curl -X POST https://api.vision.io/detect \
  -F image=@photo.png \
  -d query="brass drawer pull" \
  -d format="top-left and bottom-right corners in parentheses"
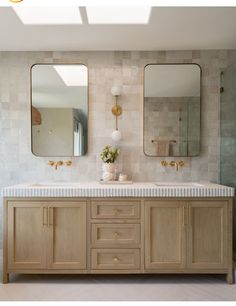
top-left (183, 206), bottom-right (188, 227)
top-left (49, 207), bottom-right (53, 226)
top-left (113, 256), bottom-right (119, 263)
top-left (43, 207), bottom-right (48, 226)
top-left (47, 206), bottom-right (50, 227)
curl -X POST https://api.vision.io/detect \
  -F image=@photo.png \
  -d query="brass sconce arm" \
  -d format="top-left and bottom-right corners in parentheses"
top-left (111, 85), bottom-right (122, 131)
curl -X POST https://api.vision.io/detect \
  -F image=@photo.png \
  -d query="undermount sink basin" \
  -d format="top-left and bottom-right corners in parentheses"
top-left (154, 182), bottom-right (204, 187)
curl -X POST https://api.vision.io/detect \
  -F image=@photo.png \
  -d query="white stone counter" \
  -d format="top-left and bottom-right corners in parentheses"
top-left (2, 182), bottom-right (234, 198)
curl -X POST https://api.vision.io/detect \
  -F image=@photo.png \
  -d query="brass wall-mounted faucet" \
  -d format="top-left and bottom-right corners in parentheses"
top-left (48, 160), bottom-right (72, 170)
top-left (161, 160), bottom-right (185, 171)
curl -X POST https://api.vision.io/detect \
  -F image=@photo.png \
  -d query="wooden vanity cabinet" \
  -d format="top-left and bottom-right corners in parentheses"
top-left (3, 197), bottom-right (233, 284)
top-left (6, 200), bottom-right (87, 275)
top-left (144, 201), bottom-right (186, 270)
top-left (7, 201), bottom-right (47, 270)
top-left (187, 200), bottom-right (228, 269)
top-left (47, 202), bottom-right (86, 269)
top-left (144, 199), bottom-right (233, 283)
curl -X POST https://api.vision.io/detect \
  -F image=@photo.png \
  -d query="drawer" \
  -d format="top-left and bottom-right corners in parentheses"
top-left (91, 249), bottom-right (140, 270)
top-left (91, 223), bottom-right (140, 247)
top-left (91, 200), bottom-right (140, 219)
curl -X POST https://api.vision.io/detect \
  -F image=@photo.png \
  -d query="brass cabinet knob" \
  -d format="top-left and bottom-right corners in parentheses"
top-left (113, 256), bottom-right (119, 262)
top-left (113, 231), bottom-right (120, 238)
top-left (113, 208), bottom-right (121, 215)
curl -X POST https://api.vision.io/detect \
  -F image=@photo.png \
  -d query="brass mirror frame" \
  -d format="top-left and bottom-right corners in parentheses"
top-left (143, 62), bottom-right (202, 157)
top-left (30, 63), bottom-right (89, 157)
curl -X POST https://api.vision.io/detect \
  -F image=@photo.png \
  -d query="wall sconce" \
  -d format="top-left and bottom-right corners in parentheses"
top-left (111, 85), bottom-right (122, 142)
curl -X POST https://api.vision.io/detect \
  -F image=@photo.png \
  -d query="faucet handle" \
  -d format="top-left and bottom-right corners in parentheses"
top-left (48, 160), bottom-right (55, 166)
top-left (65, 160), bottom-right (72, 166)
top-left (161, 160), bottom-right (168, 167)
top-left (178, 160), bottom-right (185, 168)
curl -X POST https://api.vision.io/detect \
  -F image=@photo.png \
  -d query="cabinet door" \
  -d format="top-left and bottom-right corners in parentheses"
top-left (48, 202), bottom-right (87, 269)
top-left (187, 200), bottom-right (228, 269)
top-left (145, 201), bottom-right (186, 270)
top-left (8, 201), bottom-right (47, 269)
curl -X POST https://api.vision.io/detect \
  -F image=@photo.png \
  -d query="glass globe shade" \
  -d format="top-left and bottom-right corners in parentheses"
top-left (111, 130), bottom-right (122, 142)
top-left (111, 85), bottom-right (121, 96)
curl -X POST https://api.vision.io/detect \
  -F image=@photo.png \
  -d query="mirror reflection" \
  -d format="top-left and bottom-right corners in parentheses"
top-left (144, 64), bottom-right (201, 157)
top-left (31, 64), bottom-right (88, 157)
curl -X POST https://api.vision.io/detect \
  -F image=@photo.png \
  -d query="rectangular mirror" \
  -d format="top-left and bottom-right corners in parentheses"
top-left (144, 63), bottom-right (201, 157)
top-left (31, 64), bottom-right (88, 157)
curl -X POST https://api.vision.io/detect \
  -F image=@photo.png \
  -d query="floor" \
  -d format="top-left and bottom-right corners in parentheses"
top-left (1, 251), bottom-right (236, 301)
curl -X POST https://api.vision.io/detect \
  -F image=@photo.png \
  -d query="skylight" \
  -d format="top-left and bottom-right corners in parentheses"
top-left (13, 7), bottom-right (82, 25)
top-left (53, 65), bottom-right (88, 87)
top-left (86, 6), bottom-right (151, 24)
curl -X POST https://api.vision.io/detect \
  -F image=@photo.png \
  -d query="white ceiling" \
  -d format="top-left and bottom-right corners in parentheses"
top-left (1, 7), bottom-right (236, 50)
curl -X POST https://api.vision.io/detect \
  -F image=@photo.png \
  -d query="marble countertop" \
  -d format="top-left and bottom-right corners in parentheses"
top-left (2, 181), bottom-right (234, 197)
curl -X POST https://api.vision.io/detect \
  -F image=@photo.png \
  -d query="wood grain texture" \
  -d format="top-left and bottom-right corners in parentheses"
top-left (145, 200), bottom-right (186, 270)
top-left (48, 202), bottom-right (87, 269)
top-left (187, 200), bottom-right (228, 269)
top-left (3, 199), bottom-right (9, 283)
top-left (2, 197), bottom-right (234, 284)
top-left (7, 201), bottom-right (47, 270)
top-left (91, 249), bottom-right (140, 270)
top-left (227, 199), bottom-right (234, 284)
top-left (91, 223), bottom-right (140, 248)
top-left (91, 199), bottom-right (141, 219)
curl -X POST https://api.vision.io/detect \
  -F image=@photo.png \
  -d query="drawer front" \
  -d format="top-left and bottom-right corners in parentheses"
top-left (91, 249), bottom-right (140, 270)
top-left (91, 200), bottom-right (140, 219)
top-left (91, 223), bottom-right (140, 247)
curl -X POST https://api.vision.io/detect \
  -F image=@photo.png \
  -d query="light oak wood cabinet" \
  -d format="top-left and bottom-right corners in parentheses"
top-left (91, 249), bottom-right (140, 270)
top-left (3, 197), bottom-right (233, 284)
top-left (187, 200), bottom-right (228, 269)
top-left (47, 202), bottom-right (86, 270)
top-left (6, 200), bottom-right (87, 277)
top-left (145, 201), bottom-right (186, 270)
top-left (144, 199), bottom-right (232, 276)
top-left (7, 201), bottom-right (47, 270)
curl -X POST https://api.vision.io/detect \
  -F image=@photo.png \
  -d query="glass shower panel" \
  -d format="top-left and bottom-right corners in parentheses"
top-left (220, 63), bottom-right (236, 188)
top-left (220, 62), bottom-right (236, 259)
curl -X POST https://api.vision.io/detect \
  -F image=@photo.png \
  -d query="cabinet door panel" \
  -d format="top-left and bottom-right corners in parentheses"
top-left (48, 202), bottom-right (86, 269)
top-left (187, 201), bottom-right (228, 269)
top-left (145, 201), bottom-right (186, 270)
top-left (8, 202), bottom-right (47, 269)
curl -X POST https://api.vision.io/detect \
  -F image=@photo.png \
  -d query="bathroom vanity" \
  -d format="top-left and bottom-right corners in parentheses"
top-left (2, 182), bottom-right (234, 284)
